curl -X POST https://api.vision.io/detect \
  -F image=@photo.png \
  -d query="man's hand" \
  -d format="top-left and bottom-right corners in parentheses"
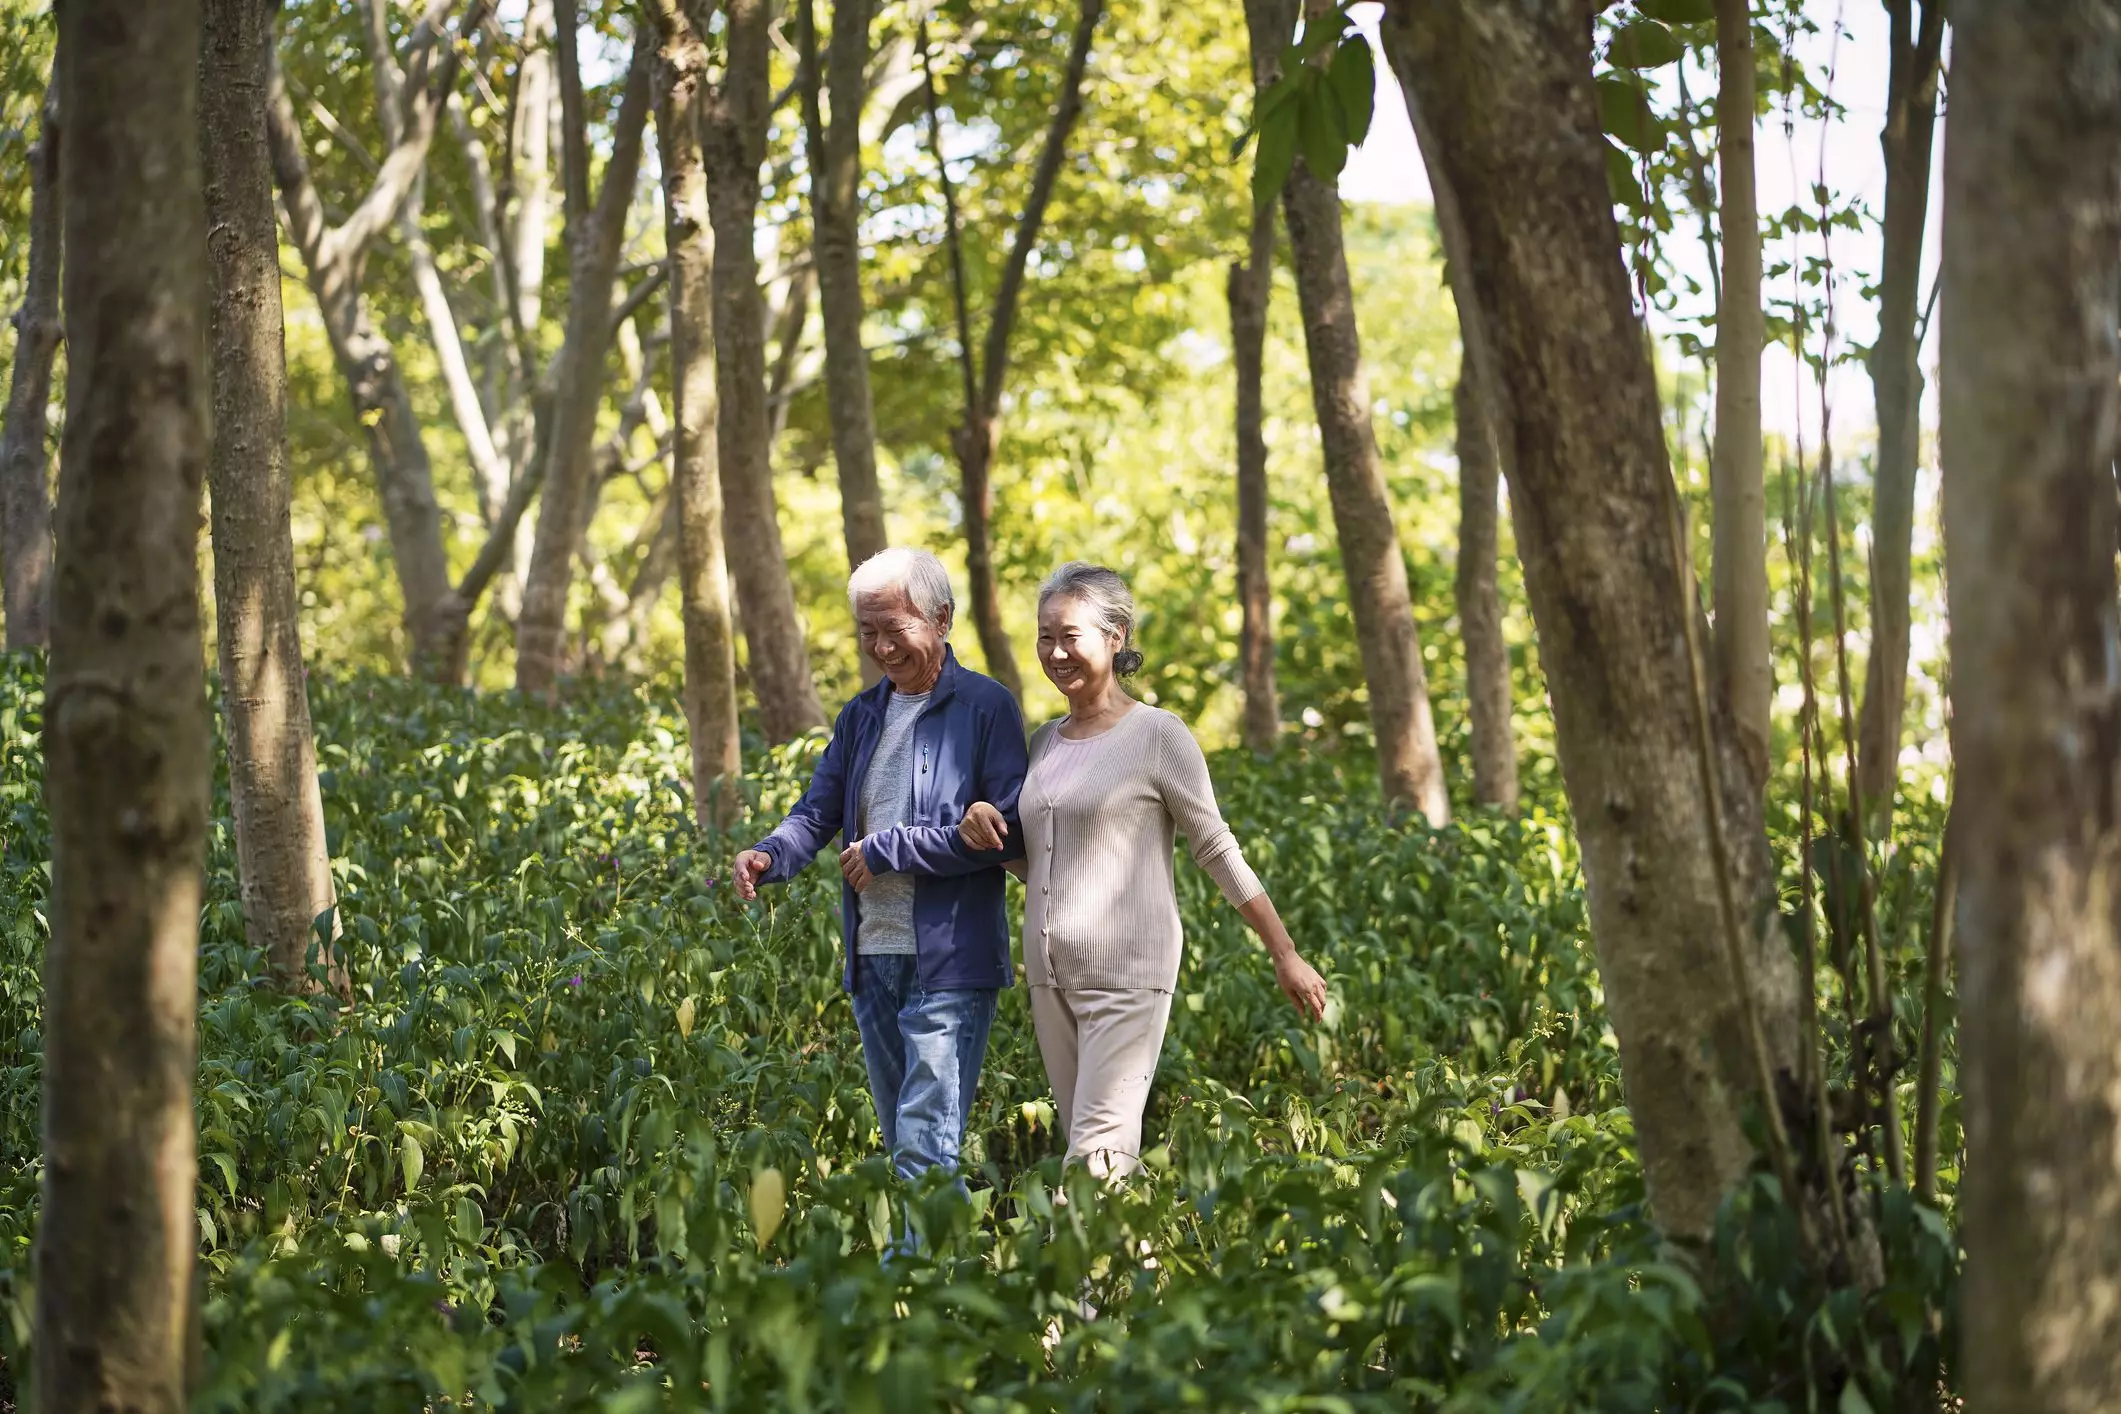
top-left (839, 841), bottom-right (875, 892)
top-left (959, 801), bottom-right (1008, 852)
top-left (733, 849), bottom-right (772, 901)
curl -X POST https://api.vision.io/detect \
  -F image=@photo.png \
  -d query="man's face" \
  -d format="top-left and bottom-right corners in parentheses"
top-left (855, 588), bottom-right (949, 691)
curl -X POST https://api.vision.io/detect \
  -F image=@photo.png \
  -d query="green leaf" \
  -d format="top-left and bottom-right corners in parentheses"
top-left (1604, 139), bottom-right (1649, 212)
top-left (399, 1131), bottom-right (424, 1193)
top-left (1326, 37), bottom-right (1375, 149)
top-left (1597, 77), bottom-right (1662, 153)
top-left (1636, 0), bottom-right (1716, 22)
top-left (1607, 19), bottom-right (1686, 68)
top-left (1252, 102), bottom-right (1299, 209)
top-left (1297, 90), bottom-right (1348, 183)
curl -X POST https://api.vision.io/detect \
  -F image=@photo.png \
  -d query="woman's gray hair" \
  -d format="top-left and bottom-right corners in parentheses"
top-left (848, 547), bottom-right (956, 626)
top-left (1039, 562), bottom-right (1145, 677)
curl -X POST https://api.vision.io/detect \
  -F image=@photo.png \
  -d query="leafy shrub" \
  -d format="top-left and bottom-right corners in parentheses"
top-left (0, 661), bottom-right (1952, 1409)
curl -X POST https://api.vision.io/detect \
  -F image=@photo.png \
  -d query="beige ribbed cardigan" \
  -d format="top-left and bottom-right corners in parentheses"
top-left (1021, 705), bottom-right (1264, 991)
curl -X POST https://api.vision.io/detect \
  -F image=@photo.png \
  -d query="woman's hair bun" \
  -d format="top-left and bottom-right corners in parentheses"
top-left (1114, 647), bottom-right (1145, 678)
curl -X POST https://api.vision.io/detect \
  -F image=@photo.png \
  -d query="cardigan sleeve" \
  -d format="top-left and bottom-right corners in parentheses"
top-left (1153, 712), bottom-right (1265, 908)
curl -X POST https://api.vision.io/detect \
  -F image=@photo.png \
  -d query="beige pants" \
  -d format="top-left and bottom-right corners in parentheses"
top-left (1029, 985), bottom-right (1174, 1178)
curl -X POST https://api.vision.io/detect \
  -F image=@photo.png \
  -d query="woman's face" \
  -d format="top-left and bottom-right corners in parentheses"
top-left (1037, 594), bottom-right (1118, 702)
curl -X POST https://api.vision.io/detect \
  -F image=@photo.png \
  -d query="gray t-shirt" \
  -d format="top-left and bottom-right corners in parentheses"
top-left (855, 690), bottom-right (929, 955)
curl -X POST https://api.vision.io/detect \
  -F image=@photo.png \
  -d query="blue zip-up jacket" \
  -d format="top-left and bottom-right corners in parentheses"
top-left (749, 647), bottom-right (1028, 993)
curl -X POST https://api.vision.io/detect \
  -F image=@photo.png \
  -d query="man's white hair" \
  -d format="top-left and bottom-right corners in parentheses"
top-left (848, 547), bottom-right (956, 626)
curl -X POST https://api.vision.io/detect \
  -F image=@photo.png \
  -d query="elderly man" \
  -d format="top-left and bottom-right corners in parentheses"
top-left (733, 547), bottom-right (1027, 1180)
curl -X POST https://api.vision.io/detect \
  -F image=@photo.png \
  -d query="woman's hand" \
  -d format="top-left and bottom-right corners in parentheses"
top-left (1273, 951), bottom-right (1329, 1022)
top-left (959, 801), bottom-right (1008, 852)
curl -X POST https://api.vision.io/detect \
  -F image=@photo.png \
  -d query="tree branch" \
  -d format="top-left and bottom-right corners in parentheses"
top-left (917, 14), bottom-right (980, 420)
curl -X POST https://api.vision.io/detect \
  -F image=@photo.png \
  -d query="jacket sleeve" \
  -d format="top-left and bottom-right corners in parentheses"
top-left (862, 695), bottom-right (1030, 877)
top-left (751, 711), bottom-right (851, 885)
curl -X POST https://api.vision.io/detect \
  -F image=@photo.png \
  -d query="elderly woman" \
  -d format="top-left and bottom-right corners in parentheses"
top-left (734, 548), bottom-right (1028, 1181)
top-left (960, 563), bottom-right (1328, 1177)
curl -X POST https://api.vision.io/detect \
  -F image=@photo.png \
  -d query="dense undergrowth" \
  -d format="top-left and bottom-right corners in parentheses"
top-left (0, 662), bottom-right (1955, 1410)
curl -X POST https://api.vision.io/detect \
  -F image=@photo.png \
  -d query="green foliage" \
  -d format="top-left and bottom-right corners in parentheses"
top-left (0, 662), bottom-right (1953, 1408)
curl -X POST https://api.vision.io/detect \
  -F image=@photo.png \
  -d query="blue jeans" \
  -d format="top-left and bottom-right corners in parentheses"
top-left (849, 953), bottom-right (998, 1181)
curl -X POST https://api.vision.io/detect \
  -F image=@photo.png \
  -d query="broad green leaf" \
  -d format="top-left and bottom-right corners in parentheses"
top-left (1327, 38), bottom-right (1375, 150)
top-left (399, 1131), bottom-right (423, 1193)
top-left (1297, 92), bottom-right (1348, 183)
top-left (749, 1166), bottom-right (786, 1251)
top-left (1597, 77), bottom-right (1663, 153)
top-left (1253, 101), bottom-right (1299, 209)
top-left (1607, 19), bottom-right (1686, 68)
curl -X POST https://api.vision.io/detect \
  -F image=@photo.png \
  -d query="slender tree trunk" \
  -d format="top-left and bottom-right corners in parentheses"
top-left (202, 0), bottom-right (340, 995)
top-left (1710, 0), bottom-right (1769, 781)
top-left (515, 28), bottom-right (653, 697)
top-left (0, 81), bottom-right (58, 651)
top-left (1252, 0), bottom-right (1447, 825)
top-left (35, 1), bottom-right (210, 1403)
top-left (701, 0), bottom-right (825, 742)
top-left (651, 1), bottom-right (744, 824)
top-left (800, 0), bottom-right (890, 647)
top-left (1387, 0), bottom-right (1807, 1250)
top-left (1455, 370), bottom-right (1517, 810)
top-left (1855, 0), bottom-right (1945, 831)
top-left (1229, 200), bottom-right (1281, 754)
top-left (1942, 5), bottom-right (2121, 1407)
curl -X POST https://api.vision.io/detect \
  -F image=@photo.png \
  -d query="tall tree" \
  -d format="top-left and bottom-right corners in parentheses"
top-left (921, 0), bottom-right (1105, 703)
top-left (1229, 197), bottom-right (1281, 754)
top-left (1855, 0), bottom-right (1946, 828)
top-left (649, 0), bottom-right (743, 826)
top-left (1710, 0), bottom-right (1769, 780)
top-left (266, 0), bottom-right (530, 682)
top-left (1385, 0), bottom-right (1810, 1250)
top-left (0, 78), bottom-right (57, 652)
top-left (514, 14), bottom-right (654, 697)
top-left (36, 0), bottom-right (211, 1403)
top-left (203, 0), bottom-right (340, 994)
top-left (699, 0), bottom-right (826, 741)
top-left (1455, 371), bottom-right (1517, 810)
top-left (1250, 0), bottom-right (1449, 824)
top-left (799, 0), bottom-right (890, 648)
top-left (1942, 3), bottom-right (2121, 1406)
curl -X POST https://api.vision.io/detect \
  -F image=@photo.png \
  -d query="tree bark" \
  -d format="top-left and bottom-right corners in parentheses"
top-left (921, 1), bottom-right (1103, 703)
top-left (0, 80), bottom-right (58, 652)
top-left (202, 0), bottom-right (340, 995)
top-left (265, 6), bottom-right (501, 682)
top-left (800, 0), bottom-right (890, 645)
top-left (1710, 0), bottom-right (1769, 782)
top-left (1386, 0), bottom-right (1804, 1249)
top-left (514, 25), bottom-right (653, 697)
top-left (651, 0), bottom-right (743, 826)
top-left (1455, 370), bottom-right (1517, 810)
top-left (1229, 200), bottom-right (1281, 754)
top-left (1855, 0), bottom-right (1945, 831)
top-left (35, 1), bottom-right (211, 1404)
top-left (701, 0), bottom-right (825, 742)
top-left (1942, 5), bottom-right (2121, 1407)
top-left (1253, 0), bottom-right (1448, 825)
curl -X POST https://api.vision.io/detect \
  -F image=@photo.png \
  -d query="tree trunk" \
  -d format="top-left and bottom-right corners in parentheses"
top-left (1855, 0), bottom-right (1945, 832)
top-left (801, 0), bottom-right (890, 644)
top-left (1942, 6), bottom-right (2121, 1407)
top-left (651, 1), bottom-right (744, 826)
top-left (1229, 200), bottom-right (1281, 754)
top-left (35, 1), bottom-right (211, 1403)
top-left (1710, 0), bottom-right (1769, 782)
top-left (1455, 370), bottom-right (1517, 810)
top-left (514, 27), bottom-right (653, 697)
top-left (1386, 0), bottom-right (1805, 1250)
top-left (0, 80), bottom-right (58, 651)
top-left (701, 0), bottom-right (825, 742)
top-left (202, 0), bottom-right (340, 995)
top-left (265, 68), bottom-right (465, 682)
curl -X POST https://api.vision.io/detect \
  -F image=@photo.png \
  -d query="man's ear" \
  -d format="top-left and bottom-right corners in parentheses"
top-left (937, 605), bottom-right (955, 637)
